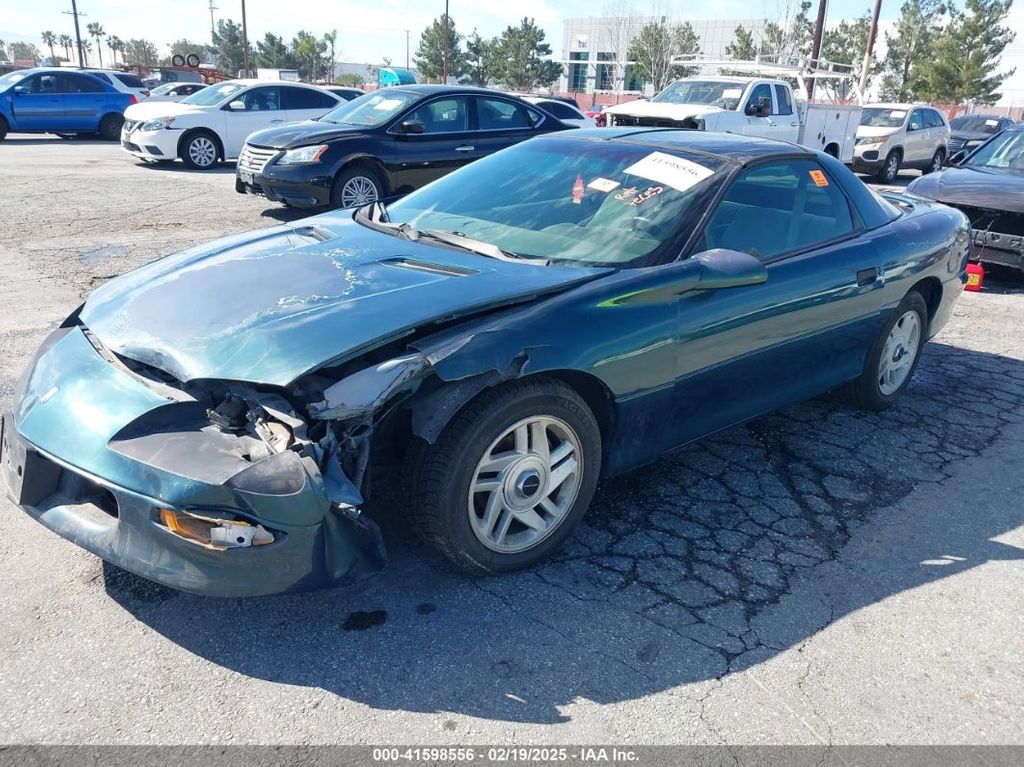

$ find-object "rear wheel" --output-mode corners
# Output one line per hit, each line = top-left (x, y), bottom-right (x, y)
(924, 148), (945, 174)
(0, 117), (7, 141)
(407, 378), (601, 574)
(330, 165), (382, 209)
(98, 114), (123, 141)
(876, 150), (900, 183)
(180, 131), (220, 169)
(848, 291), (927, 411)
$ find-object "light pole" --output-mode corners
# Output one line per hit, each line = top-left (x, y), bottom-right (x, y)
(240, 0), (250, 77)
(442, 0), (449, 83)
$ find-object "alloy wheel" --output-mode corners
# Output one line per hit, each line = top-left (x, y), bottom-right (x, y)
(467, 415), (584, 554)
(187, 136), (217, 168)
(339, 176), (379, 208)
(878, 310), (921, 395)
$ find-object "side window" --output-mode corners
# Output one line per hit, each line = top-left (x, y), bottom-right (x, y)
(238, 87), (283, 111)
(406, 97), (469, 133)
(773, 84), (793, 116)
(27, 74), (65, 93)
(65, 74), (104, 93)
(908, 109), (925, 131)
(745, 83), (774, 115)
(703, 160), (854, 261)
(476, 97), (532, 130)
(283, 86), (337, 110)
(924, 109), (944, 128)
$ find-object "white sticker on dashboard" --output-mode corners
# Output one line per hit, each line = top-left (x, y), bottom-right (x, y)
(624, 151), (714, 192)
(587, 177), (620, 192)
(373, 98), (404, 110)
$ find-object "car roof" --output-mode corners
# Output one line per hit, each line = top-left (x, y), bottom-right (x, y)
(375, 84), (529, 97)
(557, 127), (813, 163)
(865, 102), (930, 110)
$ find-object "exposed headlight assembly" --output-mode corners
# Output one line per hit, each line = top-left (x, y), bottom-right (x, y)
(856, 135), (887, 146)
(276, 144), (329, 165)
(139, 116), (175, 131)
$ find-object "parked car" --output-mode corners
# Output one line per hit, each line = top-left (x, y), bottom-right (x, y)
(0, 68), (136, 140)
(324, 86), (364, 101)
(948, 113), (1017, 158)
(236, 85), (570, 209)
(908, 123), (1024, 273)
(84, 68), (150, 99)
(584, 104), (607, 126)
(2, 129), (970, 597)
(852, 104), (951, 182)
(147, 82), (207, 102)
(519, 95), (596, 128)
(120, 79), (341, 169)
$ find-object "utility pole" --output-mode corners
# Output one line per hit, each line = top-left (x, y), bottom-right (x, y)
(63, 0), (86, 68)
(442, 0), (449, 83)
(807, 0), (829, 99)
(860, 0), (883, 95)
(208, 0), (218, 44)
(240, 0), (249, 77)
(405, 29), (410, 69)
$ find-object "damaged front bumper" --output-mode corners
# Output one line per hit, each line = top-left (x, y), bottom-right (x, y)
(1, 325), (385, 598)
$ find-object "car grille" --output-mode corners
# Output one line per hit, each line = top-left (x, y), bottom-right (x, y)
(949, 137), (966, 153)
(238, 144), (279, 174)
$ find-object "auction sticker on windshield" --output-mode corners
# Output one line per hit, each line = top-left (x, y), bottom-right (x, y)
(624, 152), (714, 192)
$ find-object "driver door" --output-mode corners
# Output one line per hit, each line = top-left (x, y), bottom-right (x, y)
(742, 82), (780, 140)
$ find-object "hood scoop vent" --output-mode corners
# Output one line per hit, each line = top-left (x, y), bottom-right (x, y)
(381, 257), (479, 277)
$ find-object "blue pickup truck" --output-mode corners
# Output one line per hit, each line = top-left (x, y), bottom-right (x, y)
(0, 68), (137, 141)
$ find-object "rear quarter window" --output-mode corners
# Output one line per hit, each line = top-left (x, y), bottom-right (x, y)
(537, 100), (583, 120)
(115, 73), (145, 88)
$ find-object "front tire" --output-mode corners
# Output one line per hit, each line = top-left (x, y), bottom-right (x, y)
(179, 131), (220, 170)
(876, 150), (900, 183)
(407, 378), (602, 574)
(98, 114), (123, 141)
(330, 165), (382, 209)
(848, 291), (927, 411)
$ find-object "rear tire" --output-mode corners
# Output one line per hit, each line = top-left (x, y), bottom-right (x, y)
(98, 114), (123, 141)
(330, 165), (382, 209)
(876, 150), (900, 183)
(407, 378), (601, 574)
(924, 148), (945, 174)
(179, 130), (220, 170)
(848, 291), (928, 411)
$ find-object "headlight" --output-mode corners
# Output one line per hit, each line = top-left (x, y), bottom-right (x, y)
(276, 145), (329, 165)
(139, 116), (175, 131)
(856, 135), (887, 146)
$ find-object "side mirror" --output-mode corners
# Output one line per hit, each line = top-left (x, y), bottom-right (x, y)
(949, 149), (966, 166)
(396, 119), (425, 134)
(12, 85), (29, 96)
(745, 101), (771, 118)
(693, 249), (768, 290)
(227, 100), (245, 111)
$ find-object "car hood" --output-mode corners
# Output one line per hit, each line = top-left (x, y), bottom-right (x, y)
(246, 119), (370, 149)
(951, 130), (995, 142)
(604, 100), (723, 120)
(856, 125), (901, 139)
(124, 100), (210, 120)
(907, 166), (1024, 213)
(79, 214), (612, 387)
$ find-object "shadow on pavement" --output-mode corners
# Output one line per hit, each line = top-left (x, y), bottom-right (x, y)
(104, 340), (1024, 723)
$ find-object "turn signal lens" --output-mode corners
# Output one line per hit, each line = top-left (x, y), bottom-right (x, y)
(158, 509), (274, 550)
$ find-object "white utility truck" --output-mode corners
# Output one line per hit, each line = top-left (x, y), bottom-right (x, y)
(604, 57), (863, 163)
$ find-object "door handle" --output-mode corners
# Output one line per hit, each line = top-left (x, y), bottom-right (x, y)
(790, 121), (799, 127)
(455, 145), (475, 152)
(768, 121), (777, 127)
(270, 119), (284, 123)
(856, 267), (880, 286)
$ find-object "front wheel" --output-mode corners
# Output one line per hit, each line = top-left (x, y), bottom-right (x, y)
(180, 131), (220, 169)
(98, 114), (123, 141)
(876, 150), (900, 183)
(331, 166), (382, 209)
(848, 291), (927, 411)
(407, 378), (602, 574)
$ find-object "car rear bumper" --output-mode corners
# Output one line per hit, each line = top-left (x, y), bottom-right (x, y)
(2, 325), (385, 597)
(973, 229), (1024, 271)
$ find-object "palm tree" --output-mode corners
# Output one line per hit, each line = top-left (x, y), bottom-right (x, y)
(86, 22), (105, 67)
(107, 35), (124, 66)
(80, 38), (93, 66)
(59, 34), (73, 61)
(41, 31), (57, 65)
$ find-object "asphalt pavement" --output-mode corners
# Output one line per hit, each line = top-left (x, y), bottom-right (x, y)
(1, 137), (1023, 746)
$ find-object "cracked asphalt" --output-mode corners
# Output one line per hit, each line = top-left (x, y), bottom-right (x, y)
(1, 136), (1024, 745)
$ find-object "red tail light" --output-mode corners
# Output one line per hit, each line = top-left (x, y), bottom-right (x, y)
(128, 95), (138, 104)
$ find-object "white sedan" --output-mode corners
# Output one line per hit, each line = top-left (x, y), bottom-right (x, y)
(120, 79), (341, 169)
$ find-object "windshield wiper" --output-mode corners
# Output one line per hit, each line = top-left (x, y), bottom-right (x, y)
(411, 228), (549, 264)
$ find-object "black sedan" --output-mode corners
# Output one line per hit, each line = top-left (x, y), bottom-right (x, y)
(236, 85), (570, 209)
(947, 113), (1017, 158)
(908, 123), (1024, 273)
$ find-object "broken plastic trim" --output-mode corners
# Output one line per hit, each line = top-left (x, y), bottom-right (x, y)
(158, 508), (275, 551)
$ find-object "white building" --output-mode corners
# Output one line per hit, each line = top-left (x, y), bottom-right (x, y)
(559, 16), (769, 96)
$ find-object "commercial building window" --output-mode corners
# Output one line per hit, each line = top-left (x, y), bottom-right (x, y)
(569, 51), (589, 91)
(624, 64), (644, 92)
(596, 52), (615, 91)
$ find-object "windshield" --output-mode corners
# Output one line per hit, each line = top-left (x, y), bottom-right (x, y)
(964, 130), (1024, 171)
(860, 108), (908, 128)
(950, 115), (1003, 134)
(383, 137), (727, 266)
(181, 81), (245, 106)
(319, 89), (419, 126)
(0, 71), (28, 89)
(652, 80), (745, 109)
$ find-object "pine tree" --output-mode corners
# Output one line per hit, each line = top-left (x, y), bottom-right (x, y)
(414, 14), (464, 82)
(725, 26), (756, 59)
(879, 0), (946, 101)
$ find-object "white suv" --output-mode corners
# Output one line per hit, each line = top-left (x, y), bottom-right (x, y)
(853, 104), (951, 183)
(85, 69), (150, 100)
(120, 79), (341, 169)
